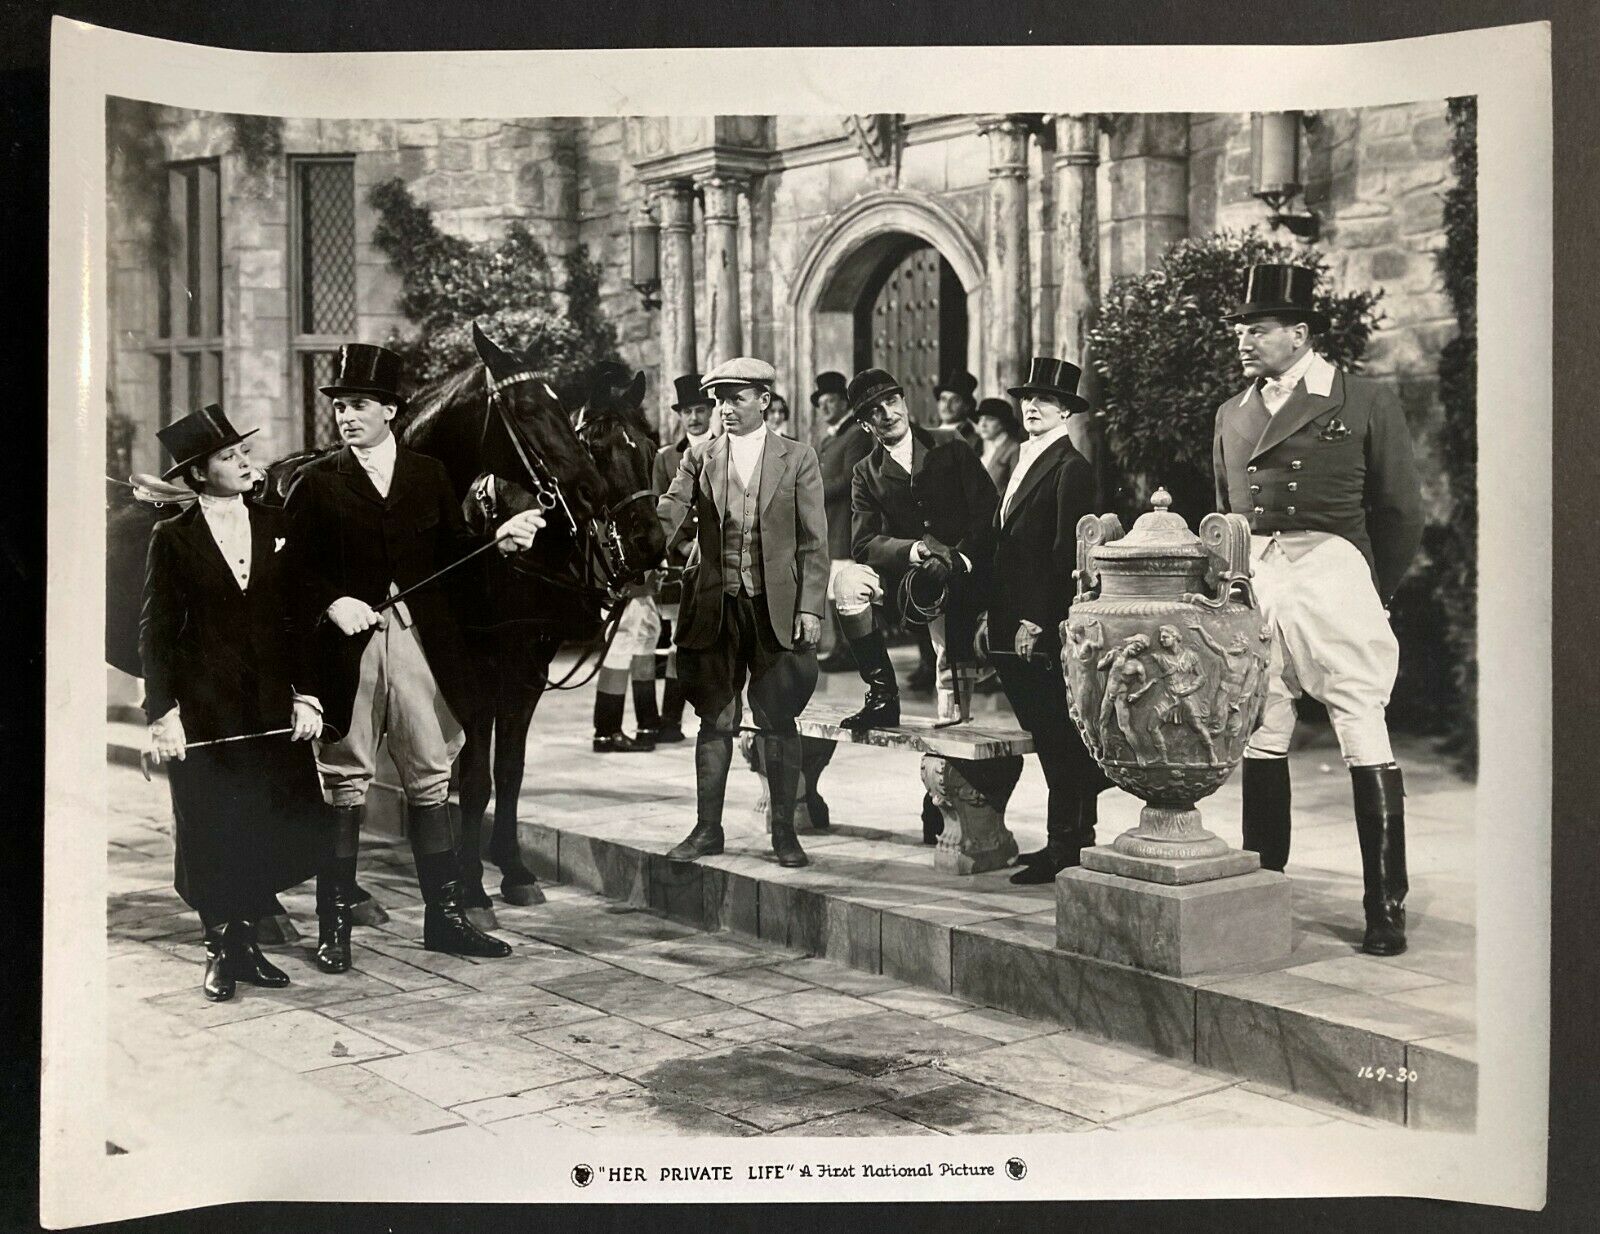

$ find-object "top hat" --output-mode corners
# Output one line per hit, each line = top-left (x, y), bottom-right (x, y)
(671, 373), (713, 411)
(157, 404), (259, 481)
(845, 368), (905, 421)
(1007, 357), (1090, 413)
(975, 396), (1021, 437)
(810, 371), (848, 407)
(1224, 263), (1330, 333)
(320, 343), (406, 405)
(934, 369), (979, 401)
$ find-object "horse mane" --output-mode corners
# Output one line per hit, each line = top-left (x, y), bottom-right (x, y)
(404, 364), (486, 442)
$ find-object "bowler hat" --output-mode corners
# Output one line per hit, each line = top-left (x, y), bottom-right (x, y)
(845, 368), (905, 421)
(700, 356), (777, 395)
(320, 343), (406, 405)
(671, 373), (713, 411)
(1007, 357), (1090, 413)
(975, 396), (1021, 438)
(157, 404), (259, 481)
(1224, 263), (1330, 333)
(810, 370), (848, 407)
(934, 369), (978, 401)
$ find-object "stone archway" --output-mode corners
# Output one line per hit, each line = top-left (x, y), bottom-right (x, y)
(790, 191), (984, 437)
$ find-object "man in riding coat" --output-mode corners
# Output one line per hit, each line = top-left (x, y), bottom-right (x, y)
(644, 372), (717, 743)
(812, 370), (875, 671)
(1213, 264), (1423, 956)
(655, 357), (828, 869)
(282, 343), (545, 968)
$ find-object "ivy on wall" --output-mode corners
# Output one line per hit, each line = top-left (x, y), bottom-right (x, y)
(366, 177), (621, 401)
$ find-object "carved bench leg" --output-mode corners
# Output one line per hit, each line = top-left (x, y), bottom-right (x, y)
(922, 754), (1024, 875)
(738, 732), (772, 833)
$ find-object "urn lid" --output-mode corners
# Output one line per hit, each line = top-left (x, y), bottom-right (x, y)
(1094, 489), (1207, 561)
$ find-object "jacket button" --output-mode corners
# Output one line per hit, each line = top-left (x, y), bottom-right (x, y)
(1287, 481), (1298, 492)
(1290, 459), (1303, 470)
(1249, 484), (1260, 495)
(1285, 505), (1297, 515)
(1252, 505), (1264, 515)
(1247, 465), (1258, 474)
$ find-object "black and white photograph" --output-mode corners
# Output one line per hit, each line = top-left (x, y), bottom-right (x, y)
(41, 17), (1551, 1222)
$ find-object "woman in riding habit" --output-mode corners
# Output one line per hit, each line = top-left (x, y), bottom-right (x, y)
(140, 405), (332, 1002)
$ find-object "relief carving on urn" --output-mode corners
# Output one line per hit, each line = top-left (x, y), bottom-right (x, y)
(1062, 490), (1271, 874)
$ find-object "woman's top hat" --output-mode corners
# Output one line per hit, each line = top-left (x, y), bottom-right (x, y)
(975, 396), (1021, 438)
(1224, 263), (1330, 333)
(809, 371), (848, 407)
(157, 404), (259, 481)
(1007, 357), (1090, 413)
(845, 368), (905, 422)
(934, 369), (979, 402)
(319, 343), (406, 405)
(671, 373), (713, 411)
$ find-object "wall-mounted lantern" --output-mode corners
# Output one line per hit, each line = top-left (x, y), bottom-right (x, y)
(628, 201), (661, 310)
(1250, 112), (1320, 242)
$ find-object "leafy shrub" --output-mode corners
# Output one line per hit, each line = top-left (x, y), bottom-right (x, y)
(366, 177), (621, 400)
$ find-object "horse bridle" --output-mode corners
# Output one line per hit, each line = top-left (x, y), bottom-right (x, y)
(483, 366), (655, 606)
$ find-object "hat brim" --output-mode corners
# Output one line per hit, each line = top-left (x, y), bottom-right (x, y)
(319, 383), (405, 404)
(161, 427), (260, 481)
(1005, 386), (1090, 413)
(672, 397), (715, 412)
(1223, 304), (1331, 333)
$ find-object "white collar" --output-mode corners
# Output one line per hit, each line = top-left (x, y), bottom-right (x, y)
(685, 430), (711, 450)
(727, 424), (768, 450)
(1261, 348), (1333, 396)
(1020, 423), (1071, 455)
(197, 493), (246, 516)
(352, 432), (398, 468)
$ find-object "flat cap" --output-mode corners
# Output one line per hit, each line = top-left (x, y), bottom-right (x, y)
(700, 357), (777, 393)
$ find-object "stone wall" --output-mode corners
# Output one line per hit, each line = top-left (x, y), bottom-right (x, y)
(1188, 104), (1456, 495)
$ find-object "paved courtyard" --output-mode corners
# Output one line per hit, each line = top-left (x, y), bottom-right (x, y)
(104, 748), (1391, 1148)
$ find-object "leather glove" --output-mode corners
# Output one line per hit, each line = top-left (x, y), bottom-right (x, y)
(495, 508), (546, 553)
(327, 596), (384, 636)
(1014, 621), (1039, 662)
(147, 710), (187, 764)
(290, 699), (323, 742)
(973, 613), (991, 664)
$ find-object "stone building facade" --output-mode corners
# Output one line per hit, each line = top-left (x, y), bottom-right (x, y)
(107, 102), (1457, 481)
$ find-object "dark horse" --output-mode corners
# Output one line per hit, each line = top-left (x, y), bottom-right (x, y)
(401, 326), (665, 922)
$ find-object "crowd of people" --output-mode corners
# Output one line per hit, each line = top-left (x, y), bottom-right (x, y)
(137, 263), (1424, 1004)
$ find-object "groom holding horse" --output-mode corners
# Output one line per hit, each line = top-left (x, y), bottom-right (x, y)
(282, 343), (545, 968)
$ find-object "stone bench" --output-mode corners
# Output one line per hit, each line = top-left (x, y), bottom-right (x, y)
(738, 699), (1035, 876)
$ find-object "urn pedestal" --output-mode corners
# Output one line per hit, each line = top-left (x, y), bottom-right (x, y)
(1054, 491), (1291, 977)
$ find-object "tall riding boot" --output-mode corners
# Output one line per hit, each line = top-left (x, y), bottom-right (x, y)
(332, 803), (387, 927)
(593, 687), (653, 752)
(1352, 764), (1409, 956)
(201, 924), (235, 1002)
(632, 679), (662, 742)
(657, 679), (687, 743)
(764, 733), (809, 868)
(222, 919), (291, 988)
(415, 843), (513, 958)
(314, 865), (354, 974)
(799, 736), (835, 831)
(1242, 757), (1293, 872)
(668, 731), (732, 861)
(839, 620), (900, 731)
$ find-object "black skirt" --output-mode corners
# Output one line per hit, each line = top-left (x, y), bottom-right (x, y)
(168, 730), (330, 922)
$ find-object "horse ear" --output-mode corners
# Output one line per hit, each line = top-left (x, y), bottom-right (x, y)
(471, 322), (516, 380)
(625, 371), (646, 408)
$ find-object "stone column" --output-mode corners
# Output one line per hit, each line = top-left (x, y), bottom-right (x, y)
(653, 180), (698, 402)
(978, 115), (1033, 398)
(697, 173), (746, 364)
(1054, 114), (1101, 366)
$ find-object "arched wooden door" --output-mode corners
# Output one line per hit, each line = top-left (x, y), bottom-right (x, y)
(854, 240), (968, 426)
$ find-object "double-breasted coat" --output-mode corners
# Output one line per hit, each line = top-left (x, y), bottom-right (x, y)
(282, 444), (483, 741)
(140, 501), (329, 921)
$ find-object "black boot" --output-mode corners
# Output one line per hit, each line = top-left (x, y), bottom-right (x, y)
(667, 733), (731, 861)
(657, 679), (687, 743)
(1353, 764), (1409, 956)
(1242, 756), (1293, 872)
(416, 848), (513, 958)
(222, 919), (291, 988)
(202, 925), (235, 1002)
(593, 689), (654, 752)
(632, 678), (663, 744)
(765, 734), (809, 868)
(840, 630), (900, 731)
(314, 868), (354, 974)
(1011, 792), (1096, 885)
(331, 804), (388, 926)
(922, 793), (944, 845)
(799, 736), (835, 831)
